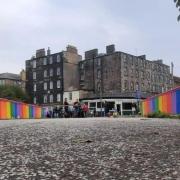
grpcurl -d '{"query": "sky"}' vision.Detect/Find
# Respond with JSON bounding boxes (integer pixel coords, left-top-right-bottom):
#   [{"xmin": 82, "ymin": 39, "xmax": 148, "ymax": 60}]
[{"xmin": 0, "ymin": 0, "xmax": 180, "ymax": 76}]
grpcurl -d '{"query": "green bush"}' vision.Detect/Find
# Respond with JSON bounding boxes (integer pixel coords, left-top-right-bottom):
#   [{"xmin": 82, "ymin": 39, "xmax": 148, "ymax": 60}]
[{"xmin": 147, "ymin": 112, "xmax": 171, "ymax": 118}]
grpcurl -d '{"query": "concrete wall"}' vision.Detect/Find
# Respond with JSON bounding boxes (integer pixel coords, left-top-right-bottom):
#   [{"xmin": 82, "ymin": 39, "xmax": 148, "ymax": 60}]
[{"xmin": 63, "ymin": 91, "xmax": 80, "ymax": 104}]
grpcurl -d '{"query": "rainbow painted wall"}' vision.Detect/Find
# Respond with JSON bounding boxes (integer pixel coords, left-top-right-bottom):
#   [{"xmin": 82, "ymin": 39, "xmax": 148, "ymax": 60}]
[
  {"xmin": 141, "ymin": 86, "xmax": 180, "ymax": 116},
  {"xmin": 0, "ymin": 98, "xmax": 47, "ymax": 120}
]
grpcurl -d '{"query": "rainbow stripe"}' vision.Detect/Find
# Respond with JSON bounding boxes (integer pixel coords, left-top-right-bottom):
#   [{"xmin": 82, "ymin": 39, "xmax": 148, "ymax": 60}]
[
  {"xmin": 141, "ymin": 86, "xmax": 180, "ymax": 116},
  {"xmin": 0, "ymin": 98, "xmax": 46, "ymax": 120}
]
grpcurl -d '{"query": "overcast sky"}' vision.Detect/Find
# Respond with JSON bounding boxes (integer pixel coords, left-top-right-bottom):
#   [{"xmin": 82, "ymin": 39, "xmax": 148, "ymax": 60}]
[{"xmin": 0, "ymin": 0, "xmax": 180, "ymax": 76}]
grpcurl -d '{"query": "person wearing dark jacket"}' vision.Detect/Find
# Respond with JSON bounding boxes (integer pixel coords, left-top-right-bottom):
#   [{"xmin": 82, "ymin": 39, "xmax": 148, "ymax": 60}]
[{"xmin": 64, "ymin": 98, "xmax": 69, "ymax": 118}]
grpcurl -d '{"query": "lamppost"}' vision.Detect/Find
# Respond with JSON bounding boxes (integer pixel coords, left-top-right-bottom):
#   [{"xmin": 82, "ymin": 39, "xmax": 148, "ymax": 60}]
[
  {"xmin": 171, "ymin": 62, "xmax": 174, "ymax": 88},
  {"xmin": 100, "ymin": 76, "xmax": 103, "ymax": 117},
  {"xmin": 136, "ymin": 82, "xmax": 141, "ymax": 114},
  {"xmin": 98, "ymin": 58, "xmax": 103, "ymax": 117}
]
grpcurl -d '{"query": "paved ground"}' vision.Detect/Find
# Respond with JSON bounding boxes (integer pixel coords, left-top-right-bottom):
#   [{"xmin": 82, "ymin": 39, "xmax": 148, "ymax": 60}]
[{"xmin": 0, "ymin": 118, "xmax": 179, "ymax": 180}]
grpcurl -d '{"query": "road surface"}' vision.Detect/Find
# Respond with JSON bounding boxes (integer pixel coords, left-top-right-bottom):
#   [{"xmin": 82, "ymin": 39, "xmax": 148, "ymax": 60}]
[{"xmin": 0, "ymin": 118, "xmax": 179, "ymax": 179}]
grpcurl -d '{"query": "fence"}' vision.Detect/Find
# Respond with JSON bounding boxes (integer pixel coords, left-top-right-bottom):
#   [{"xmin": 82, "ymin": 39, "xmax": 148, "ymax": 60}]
[
  {"xmin": 141, "ymin": 86, "xmax": 180, "ymax": 116},
  {"xmin": 0, "ymin": 98, "xmax": 47, "ymax": 120}
]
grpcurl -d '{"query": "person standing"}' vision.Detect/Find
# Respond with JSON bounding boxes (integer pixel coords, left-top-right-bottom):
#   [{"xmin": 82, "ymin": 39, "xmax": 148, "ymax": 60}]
[
  {"xmin": 132, "ymin": 103, "xmax": 136, "ymax": 116},
  {"xmin": 82, "ymin": 103, "xmax": 88, "ymax": 117},
  {"xmin": 74, "ymin": 99, "xmax": 80, "ymax": 117},
  {"xmin": 64, "ymin": 98, "xmax": 69, "ymax": 118},
  {"xmin": 104, "ymin": 101, "xmax": 109, "ymax": 117}
]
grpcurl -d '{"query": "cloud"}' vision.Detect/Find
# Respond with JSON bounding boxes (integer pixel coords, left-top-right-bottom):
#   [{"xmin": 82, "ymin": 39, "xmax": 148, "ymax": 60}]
[{"xmin": 0, "ymin": 0, "xmax": 179, "ymax": 76}]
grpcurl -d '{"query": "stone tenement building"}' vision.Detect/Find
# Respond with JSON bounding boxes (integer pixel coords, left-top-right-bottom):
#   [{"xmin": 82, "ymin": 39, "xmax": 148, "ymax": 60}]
[
  {"xmin": 79, "ymin": 45, "xmax": 173, "ymax": 99},
  {"xmin": 79, "ymin": 45, "xmax": 173, "ymax": 114},
  {"xmin": 26, "ymin": 45, "xmax": 81, "ymax": 105},
  {"xmin": 26, "ymin": 44, "xmax": 174, "ymax": 115},
  {"xmin": 0, "ymin": 70, "xmax": 26, "ymax": 91}
]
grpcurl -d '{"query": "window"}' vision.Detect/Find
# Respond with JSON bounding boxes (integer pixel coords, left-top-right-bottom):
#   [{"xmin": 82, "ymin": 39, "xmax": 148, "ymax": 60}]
[
  {"xmin": 136, "ymin": 82, "xmax": 139, "ymax": 91},
  {"xmin": 44, "ymin": 70, "xmax": 47, "ymax": 78},
  {"xmin": 80, "ymin": 63, "xmax": 84, "ymax": 69},
  {"xmin": 57, "ymin": 80, "xmax": 61, "ymax": 88},
  {"xmin": 49, "ymin": 94, "xmax": 53, "ymax": 103},
  {"xmin": 97, "ymin": 82, "xmax": 101, "ymax": 92},
  {"xmin": 57, "ymin": 54, "xmax": 61, "ymax": 62},
  {"xmin": 97, "ymin": 70, "xmax": 101, "ymax": 79},
  {"xmin": 131, "ymin": 58, "xmax": 134, "ymax": 66},
  {"xmin": 57, "ymin": 67, "xmax": 61, "ymax": 76},
  {"xmin": 43, "ymin": 95, "xmax": 48, "ymax": 103},
  {"xmin": 33, "ymin": 84, "xmax": 36, "ymax": 92},
  {"xmin": 50, "ymin": 69, "xmax": 53, "ymax": 77},
  {"xmin": 135, "ymin": 58, "xmax": 138, "ymax": 66},
  {"xmin": 90, "ymin": 102, "xmax": 96, "ymax": 108},
  {"xmin": 141, "ymin": 83, "xmax": 144, "ymax": 91},
  {"xmin": 80, "ymin": 72, "xmax": 85, "ymax": 81},
  {"xmin": 44, "ymin": 82, "xmax": 47, "ymax": 90},
  {"xmin": 147, "ymin": 83, "xmax": 151, "ymax": 92},
  {"xmin": 33, "ymin": 72, "xmax": 36, "ymax": 80},
  {"xmin": 69, "ymin": 92, "xmax": 72, "ymax": 100},
  {"xmin": 130, "ymin": 82, "xmax": 134, "ymax": 91},
  {"xmin": 123, "ymin": 54, "xmax": 127, "ymax": 63},
  {"xmin": 57, "ymin": 94, "xmax": 61, "ymax": 102},
  {"xmin": 97, "ymin": 102, "xmax": 104, "ymax": 108},
  {"xmin": 122, "ymin": 103, "xmax": 132, "ymax": 110},
  {"xmin": 130, "ymin": 68, "xmax": 133, "ymax": 76},
  {"xmin": 124, "ymin": 67, "xmax": 128, "ymax": 76},
  {"xmin": 141, "ymin": 71, "xmax": 145, "ymax": 79},
  {"xmin": 147, "ymin": 72, "xmax": 150, "ymax": 80},
  {"xmin": 104, "ymin": 69, "xmax": 108, "ymax": 79},
  {"xmin": 50, "ymin": 81, "xmax": 53, "ymax": 89},
  {"xmin": 33, "ymin": 97, "xmax": 37, "ymax": 104},
  {"xmin": 49, "ymin": 56, "xmax": 53, "ymax": 64},
  {"xmin": 43, "ymin": 57, "xmax": 47, "ymax": 65},
  {"xmin": 161, "ymin": 86, "xmax": 165, "ymax": 93},
  {"xmin": 124, "ymin": 80, "xmax": 128, "ymax": 90},
  {"xmin": 97, "ymin": 58, "xmax": 101, "ymax": 66},
  {"xmin": 33, "ymin": 60, "xmax": 36, "ymax": 68},
  {"xmin": 135, "ymin": 70, "xmax": 139, "ymax": 78}
]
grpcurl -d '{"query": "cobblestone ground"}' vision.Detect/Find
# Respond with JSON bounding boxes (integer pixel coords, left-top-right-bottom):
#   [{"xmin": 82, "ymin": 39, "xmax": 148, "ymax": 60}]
[{"xmin": 0, "ymin": 118, "xmax": 179, "ymax": 180}]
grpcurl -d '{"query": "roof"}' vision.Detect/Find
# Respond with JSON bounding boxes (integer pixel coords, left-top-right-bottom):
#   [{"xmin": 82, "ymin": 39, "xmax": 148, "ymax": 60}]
[
  {"xmin": 0, "ymin": 73, "xmax": 20, "ymax": 80},
  {"xmin": 173, "ymin": 76, "xmax": 180, "ymax": 83}
]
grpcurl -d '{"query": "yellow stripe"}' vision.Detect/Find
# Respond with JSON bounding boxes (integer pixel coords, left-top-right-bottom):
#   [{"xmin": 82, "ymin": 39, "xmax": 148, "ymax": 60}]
[
  {"xmin": 159, "ymin": 96, "xmax": 162, "ymax": 112},
  {"xmin": 6, "ymin": 101, "xmax": 11, "ymax": 119}
]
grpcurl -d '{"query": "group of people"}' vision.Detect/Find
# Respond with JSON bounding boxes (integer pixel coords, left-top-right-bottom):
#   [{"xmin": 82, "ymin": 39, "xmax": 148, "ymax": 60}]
[
  {"xmin": 64, "ymin": 98, "xmax": 88, "ymax": 118},
  {"xmin": 46, "ymin": 99, "xmax": 139, "ymax": 118},
  {"xmin": 46, "ymin": 98, "xmax": 89, "ymax": 118}
]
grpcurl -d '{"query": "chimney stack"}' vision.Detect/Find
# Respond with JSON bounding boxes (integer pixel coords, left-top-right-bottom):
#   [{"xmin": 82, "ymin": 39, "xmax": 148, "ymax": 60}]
[
  {"xmin": 85, "ymin": 49, "xmax": 98, "ymax": 59},
  {"xmin": 66, "ymin": 45, "xmax": 78, "ymax": 54},
  {"xmin": 47, "ymin": 47, "xmax": 51, "ymax": 55},
  {"xmin": 106, "ymin": 44, "xmax": 115, "ymax": 54},
  {"xmin": 36, "ymin": 49, "xmax": 46, "ymax": 58}
]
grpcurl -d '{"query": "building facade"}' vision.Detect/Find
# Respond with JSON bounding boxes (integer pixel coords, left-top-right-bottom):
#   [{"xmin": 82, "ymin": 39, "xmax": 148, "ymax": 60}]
[
  {"xmin": 79, "ymin": 45, "xmax": 173, "ymax": 115},
  {"xmin": 25, "ymin": 44, "xmax": 174, "ymax": 115},
  {"xmin": 0, "ymin": 71, "xmax": 26, "ymax": 91},
  {"xmin": 26, "ymin": 45, "xmax": 81, "ymax": 106}
]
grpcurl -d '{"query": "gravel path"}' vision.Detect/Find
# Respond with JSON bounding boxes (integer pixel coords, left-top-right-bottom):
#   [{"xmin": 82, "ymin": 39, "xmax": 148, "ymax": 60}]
[{"xmin": 0, "ymin": 118, "xmax": 179, "ymax": 180}]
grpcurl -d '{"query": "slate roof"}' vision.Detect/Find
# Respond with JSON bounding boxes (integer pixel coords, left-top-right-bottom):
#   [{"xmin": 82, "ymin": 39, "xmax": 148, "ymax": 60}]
[
  {"xmin": 174, "ymin": 76, "xmax": 180, "ymax": 83},
  {"xmin": 0, "ymin": 73, "xmax": 20, "ymax": 80}
]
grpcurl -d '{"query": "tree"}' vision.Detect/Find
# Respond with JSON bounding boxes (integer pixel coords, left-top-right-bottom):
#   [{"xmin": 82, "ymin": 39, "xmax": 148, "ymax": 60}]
[
  {"xmin": 174, "ymin": 0, "xmax": 180, "ymax": 21},
  {"xmin": 0, "ymin": 85, "xmax": 30, "ymax": 103}
]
